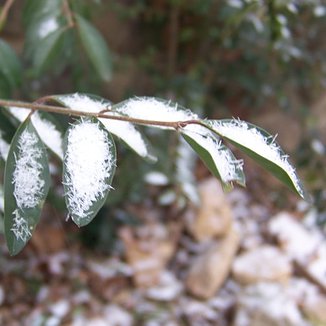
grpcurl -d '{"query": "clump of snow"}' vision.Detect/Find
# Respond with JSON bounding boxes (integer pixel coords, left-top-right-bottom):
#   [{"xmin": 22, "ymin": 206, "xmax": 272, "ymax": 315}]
[
  {"xmin": 268, "ymin": 212, "xmax": 321, "ymax": 260},
  {"xmin": 116, "ymin": 97, "xmax": 198, "ymax": 125},
  {"xmin": 9, "ymin": 107, "xmax": 63, "ymax": 159},
  {"xmin": 211, "ymin": 119, "xmax": 304, "ymax": 197},
  {"xmin": 145, "ymin": 171, "xmax": 169, "ymax": 186},
  {"xmin": 57, "ymin": 93, "xmax": 105, "ymax": 113},
  {"xmin": 57, "ymin": 94, "xmax": 151, "ymax": 159},
  {"xmin": 183, "ymin": 124, "xmax": 243, "ymax": 184},
  {"xmin": 64, "ymin": 120, "xmax": 115, "ymax": 220},
  {"xmin": 11, "ymin": 209, "xmax": 32, "ymax": 242},
  {"xmin": 234, "ymin": 282, "xmax": 308, "ymax": 326},
  {"xmin": 232, "ymin": 245, "xmax": 292, "ymax": 284},
  {"xmin": 0, "ymin": 133, "xmax": 9, "ymax": 161},
  {"xmin": 146, "ymin": 271, "xmax": 183, "ymax": 301},
  {"xmin": 38, "ymin": 17, "xmax": 59, "ymax": 38},
  {"xmin": 13, "ymin": 129, "xmax": 45, "ymax": 208}
]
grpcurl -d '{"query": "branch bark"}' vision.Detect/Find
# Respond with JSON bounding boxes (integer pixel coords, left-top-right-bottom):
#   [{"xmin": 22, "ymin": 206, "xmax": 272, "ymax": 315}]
[{"xmin": 0, "ymin": 98, "xmax": 206, "ymax": 130}]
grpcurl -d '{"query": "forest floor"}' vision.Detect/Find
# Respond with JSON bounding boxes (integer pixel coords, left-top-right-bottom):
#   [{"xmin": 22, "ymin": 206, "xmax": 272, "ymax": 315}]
[{"xmin": 0, "ymin": 173, "xmax": 325, "ymax": 326}]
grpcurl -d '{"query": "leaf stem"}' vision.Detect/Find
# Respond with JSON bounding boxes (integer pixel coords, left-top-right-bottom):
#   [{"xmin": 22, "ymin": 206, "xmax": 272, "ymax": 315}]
[
  {"xmin": 0, "ymin": 0, "xmax": 15, "ymax": 30},
  {"xmin": 0, "ymin": 98, "xmax": 207, "ymax": 130}
]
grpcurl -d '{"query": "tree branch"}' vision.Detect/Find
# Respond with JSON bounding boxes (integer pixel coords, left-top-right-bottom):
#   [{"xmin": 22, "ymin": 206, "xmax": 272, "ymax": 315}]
[
  {"xmin": 0, "ymin": 0, "xmax": 15, "ymax": 30},
  {"xmin": 0, "ymin": 98, "xmax": 206, "ymax": 130}
]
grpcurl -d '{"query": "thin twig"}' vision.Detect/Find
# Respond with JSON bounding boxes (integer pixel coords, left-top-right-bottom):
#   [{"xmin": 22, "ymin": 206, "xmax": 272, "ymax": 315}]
[
  {"xmin": 0, "ymin": 98, "xmax": 207, "ymax": 130},
  {"xmin": 62, "ymin": 0, "xmax": 74, "ymax": 28},
  {"xmin": 0, "ymin": 0, "xmax": 15, "ymax": 30}
]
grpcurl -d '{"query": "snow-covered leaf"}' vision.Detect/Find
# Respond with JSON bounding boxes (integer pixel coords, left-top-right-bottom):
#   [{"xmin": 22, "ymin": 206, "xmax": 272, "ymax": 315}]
[
  {"xmin": 112, "ymin": 97, "xmax": 198, "ymax": 129},
  {"xmin": 63, "ymin": 118, "xmax": 116, "ymax": 227},
  {"xmin": 75, "ymin": 14, "xmax": 112, "ymax": 81},
  {"xmin": 4, "ymin": 118, "xmax": 50, "ymax": 255},
  {"xmin": 8, "ymin": 107, "xmax": 64, "ymax": 159},
  {"xmin": 182, "ymin": 124, "xmax": 245, "ymax": 191},
  {"xmin": 207, "ymin": 119, "xmax": 310, "ymax": 201},
  {"xmin": 50, "ymin": 93, "xmax": 156, "ymax": 161}
]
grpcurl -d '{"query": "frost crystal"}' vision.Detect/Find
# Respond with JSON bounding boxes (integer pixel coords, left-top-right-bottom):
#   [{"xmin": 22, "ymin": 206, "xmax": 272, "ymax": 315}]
[
  {"xmin": 183, "ymin": 124, "xmax": 243, "ymax": 184},
  {"xmin": 57, "ymin": 94, "xmax": 150, "ymax": 158},
  {"xmin": 211, "ymin": 119, "xmax": 303, "ymax": 196},
  {"xmin": 117, "ymin": 97, "xmax": 198, "ymax": 125},
  {"xmin": 13, "ymin": 129, "xmax": 45, "ymax": 208},
  {"xmin": 11, "ymin": 209, "xmax": 32, "ymax": 242},
  {"xmin": 64, "ymin": 121, "xmax": 114, "ymax": 220},
  {"xmin": 9, "ymin": 107, "xmax": 63, "ymax": 159}
]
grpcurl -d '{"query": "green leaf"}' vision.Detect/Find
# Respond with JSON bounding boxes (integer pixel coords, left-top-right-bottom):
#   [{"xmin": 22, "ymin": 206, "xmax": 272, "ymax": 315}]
[
  {"xmin": 50, "ymin": 93, "xmax": 156, "ymax": 161},
  {"xmin": 7, "ymin": 107, "xmax": 64, "ymax": 159},
  {"xmin": 207, "ymin": 119, "xmax": 310, "ymax": 201},
  {"xmin": 63, "ymin": 118, "xmax": 116, "ymax": 227},
  {"xmin": 33, "ymin": 27, "xmax": 66, "ymax": 75},
  {"xmin": 23, "ymin": 0, "xmax": 62, "ymax": 27},
  {"xmin": 75, "ymin": 14, "xmax": 112, "ymax": 81},
  {"xmin": 0, "ymin": 39, "xmax": 22, "ymax": 89},
  {"xmin": 181, "ymin": 124, "xmax": 245, "ymax": 191},
  {"xmin": 4, "ymin": 118, "xmax": 50, "ymax": 255}
]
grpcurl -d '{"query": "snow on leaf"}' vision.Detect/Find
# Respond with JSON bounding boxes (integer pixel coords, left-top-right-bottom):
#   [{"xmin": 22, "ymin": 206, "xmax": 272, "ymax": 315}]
[
  {"xmin": 208, "ymin": 119, "xmax": 309, "ymax": 200},
  {"xmin": 9, "ymin": 107, "xmax": 63, "ymax": 159},
  {"xmin": 113, "ymin": 97, "xmax": 198, "ymax": 127},
  {"xmin": 38, "ymin": 17, "xmax": 59, "ymax": 38},
  {"xmin": 182, "ymin": 124, "xmax": 245, "ymax": 189},
  {"xmin": 10, "ymin": 209, "xmax": 32, "ymax": 242},
  {"xmin": 13, "ymin": 128, "xmax": 45, "ymax": 208},
  {"xmin": 54, "ymin": 93, "xmax": 156, "ymax": 161},
  {"xmin": 4, "ymin": 119, "xmax": 50, "ymax": 255},
  {"xmin": 63, "ymin": 119, "xmax": 116, "ymax": 226}
]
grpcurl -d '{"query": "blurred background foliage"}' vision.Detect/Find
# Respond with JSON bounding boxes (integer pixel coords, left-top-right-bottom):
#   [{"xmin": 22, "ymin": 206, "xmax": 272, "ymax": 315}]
[{"xmin": 0, "ymin": 0, "xmax": 325, "ymax": 246}]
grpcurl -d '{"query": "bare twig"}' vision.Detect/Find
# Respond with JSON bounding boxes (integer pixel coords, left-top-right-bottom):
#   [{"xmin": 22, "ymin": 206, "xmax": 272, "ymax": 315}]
[
  {"xmin": 62, "ymin": 0, "xmax": 74, "ymax": 28},
  {"xmin": 0, "ymin": 98, "xmax": 207, "ymax": 130},
  {"xmin": 0, "ymin": 0, "xmax": 15, "ymax": 30}
]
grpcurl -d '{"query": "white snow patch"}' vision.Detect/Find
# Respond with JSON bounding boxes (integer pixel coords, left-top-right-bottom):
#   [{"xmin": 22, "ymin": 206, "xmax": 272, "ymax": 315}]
[
  {"xmin": 235, "ymin": 282, "xmax": 308, "ymax": 326},
  {"xmin": 0, "ymin": 133, "xmax": 9, "ymax": 161},
  {"xmin": 11, "ymin": 209, "xmax": 32, "ymax": 242},
  {"xmin": 49, "ymin": 299, "xmax": 70, "ymax": 319},
  {"xmin": 145, "ymin": 171, "xmax": 169, "ymax": 186},
  {"xmin": 146, "ymin": 271, "xmax": 183, "ymax": 301},
  {"xmin": 64, "ymin": 120, "xmax": 114, "ymax": 220},
  {"xmin": 268, "ymin": 212, "xmax": 321, "ymax": 260},
  {"xmin": 183, "ymin": 124, "xmax": 243, "ymax": 184},
  {"xmin": 13, "ymin": 129, "xmax": 45, "ymax": 209},
  {"xmin": 56, "ymin": 93, "xmax": 105, "ymax": 113},
  {"xmin": 57, "ymin": 94, "xmax": 151, "ymax": 159},
  {"xmin": 211, "ymin": 119, "xmax": 303, "ymax": 196},
  {"xmin": 116, "ymin": 97, "xmax": 198, "ymax": 126},
  {"xmin": 9, "ymin": 107, "xmax": 63, "ymax": 159},
  {"xmin": 101, "ymin": 118, "xmax": 150, "ymax": 159},
  {"xmin": 38, "ymin": 17, "xmax": 59, "ymax": 38}
]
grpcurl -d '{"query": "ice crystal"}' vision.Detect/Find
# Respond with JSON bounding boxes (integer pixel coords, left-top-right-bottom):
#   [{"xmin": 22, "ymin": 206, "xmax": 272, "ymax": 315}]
[
  {"xmin": 13, "ymin": 129, "xmax": 45, "ymax": 208},
  {"xmin": 117, "ymin": 97, "xmax": 198, "ymax": 125},
  {"xmin": 211, "ymin": 119, "xmax": 303, "ymax": 196},
  {"xmin": 183, "ymin": 124, "xmax": 243, "ymax": 184},
  {"xmin": 57, "ymin": 94, "xmax": 150, "ymax": 158},
  {"xmin": 64, "ymin": 121, "xmax": 114, "ymax": 220},
  {"xmin": 11, "ymin": 209, "xmax": 32, "ymax": 242}
]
